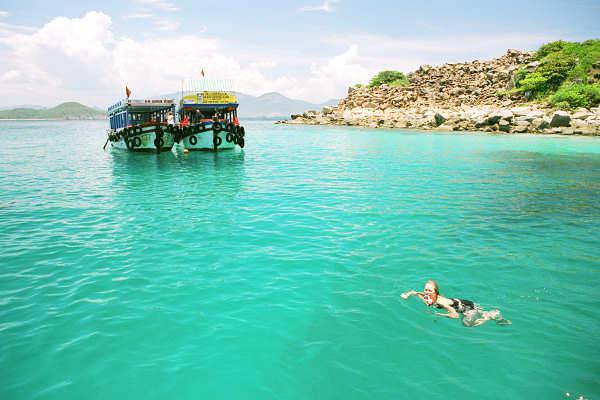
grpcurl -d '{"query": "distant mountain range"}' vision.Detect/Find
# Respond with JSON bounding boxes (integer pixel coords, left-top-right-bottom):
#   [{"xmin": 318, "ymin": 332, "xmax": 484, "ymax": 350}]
[
  {"xmin": 0, "ymin": 92, "xmax": 339, "ymax": 120},
  {"xmin": 0, "ymin": 102, "xmax": 105, "ymax": 120},
  {"xmin": 235, "ymin": 92, "xmax": 338, "ymax": 118},
  {"xmin": 157, "ymin": 91, "xmax": 338, "ymax": 118}
]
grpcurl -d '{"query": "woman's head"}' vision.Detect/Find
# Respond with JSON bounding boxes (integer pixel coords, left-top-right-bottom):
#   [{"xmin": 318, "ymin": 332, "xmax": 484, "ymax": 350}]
[{"xmin": 423, "ymin": 280, "xmax": 439, "ymax": 306}]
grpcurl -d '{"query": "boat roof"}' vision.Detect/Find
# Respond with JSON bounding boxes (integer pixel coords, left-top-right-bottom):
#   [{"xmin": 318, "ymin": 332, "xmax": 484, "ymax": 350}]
[
  {"xmin": 180, "ymin": 79, "xmax": 239, "ymax": 108},
  {"xmin": 108, "ymin": 99, "xmax": 176, "ymax": 113},
  {"xmin": 182, "ymin": 78, "xmax": 236, "ymax": 92}
]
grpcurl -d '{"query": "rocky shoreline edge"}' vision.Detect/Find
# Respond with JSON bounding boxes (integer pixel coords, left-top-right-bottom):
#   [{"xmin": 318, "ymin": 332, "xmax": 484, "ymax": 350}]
[
  {"xmin": 280, "ymin": 50, "xmax": 600, "ymax": 136},
  {"xmin": 281, "ymin": 105, "xmax": 600, "ymax": 136}
]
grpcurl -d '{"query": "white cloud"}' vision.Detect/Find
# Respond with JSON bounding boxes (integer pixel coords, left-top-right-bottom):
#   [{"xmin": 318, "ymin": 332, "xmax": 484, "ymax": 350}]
[
  {"xmin": 323, "ymin": 32, "xmax": 566, "ymax": 78},
  {"xmin": 0, "ymin": 11, "xmax": 355, "ymax": 105},
  {"xmin": 154, "ymin": 18, "xmax": 180, "ymax": 31},
  {"xmin": 0, "ymin": 12, "xmax": 115, "ymax": 103},
  {"xmin": 249, "ymin": 61, "xmax": 277, "ymax": 69},
  {"xmin": 299, "ymin": 0, "xmax": 338, "ymax": 13},
  {"xmin": 277, "ymin": 45, "xmax": 372, "ymax": 101},
  {"xmin": 0, "ymin": 11, "xmax": 570, "ymax": 107},
  {"xmin": 122, "ymin": 13, "xmax": 154, "ymax": 20},
  {"xmin": 0, "ymin": 11, "xmax": 10, "ymax": 17},
  {"xmin": 0, "ymin": 21, "xmax": 36, "ymax": 36},
  {"xmin": 122, "ymin": 12, "xmax": 183, "ymax": 31},
  {"xmin": 134, "ymin": 0, "xmax": 178, "ymax": 12}
]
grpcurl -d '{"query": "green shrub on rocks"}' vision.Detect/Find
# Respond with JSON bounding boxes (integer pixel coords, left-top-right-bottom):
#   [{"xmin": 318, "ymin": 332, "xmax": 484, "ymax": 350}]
[
  {"xmin": 368, "ymin": 71, "xmax": 409, "ymax": 88},
  {"xmin": 513, "ymin": 39, "xmax": 600, "ymax": 108},
  {"xmin": 550, "ymin": 83, "xmax": 600, "ymax": 109},
  {"xmin": 534, "ymin": 40, "xmax": 568, "ymax": 60}
]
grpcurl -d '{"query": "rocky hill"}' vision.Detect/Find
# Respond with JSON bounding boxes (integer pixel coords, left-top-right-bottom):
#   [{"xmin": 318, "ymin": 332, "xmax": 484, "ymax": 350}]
[
  {"xmin": 285, "ymin": 49, "xmax": 600, "ymax": 135},
  {"xmin": 0, "ymin": 102, "xmax": 106, "ymax": 120},
  {"xmin": 342, "ymin": 50, "xmax": 531, "ymax": 110}
]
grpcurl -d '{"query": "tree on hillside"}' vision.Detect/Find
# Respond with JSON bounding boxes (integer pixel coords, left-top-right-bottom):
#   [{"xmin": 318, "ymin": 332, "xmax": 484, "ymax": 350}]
[{"xmin": 368, "ymin": 71, "xmax": 409, "ymax": 88}]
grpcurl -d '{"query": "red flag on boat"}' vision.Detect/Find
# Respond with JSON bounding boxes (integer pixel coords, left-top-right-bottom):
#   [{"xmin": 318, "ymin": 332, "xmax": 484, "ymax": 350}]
[
  {"xmin": 201, "ymin": 68, "xmax": 205, "ymax": 78},
  {"xmin": 125, "ymin": 85, "xmax": 131, "ymax": 98}
]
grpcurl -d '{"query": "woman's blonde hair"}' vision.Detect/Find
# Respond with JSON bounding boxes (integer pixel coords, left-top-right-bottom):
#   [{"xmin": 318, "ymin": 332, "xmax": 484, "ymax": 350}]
[{"xmin": 426, "ymin": 280, "xmax": 439, "ymax": 295}]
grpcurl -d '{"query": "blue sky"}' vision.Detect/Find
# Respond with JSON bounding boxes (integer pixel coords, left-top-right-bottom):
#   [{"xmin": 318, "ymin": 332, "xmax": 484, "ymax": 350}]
[{"xmin": 0, "ymin": 0, "xmax": 598, "ymax": 107}]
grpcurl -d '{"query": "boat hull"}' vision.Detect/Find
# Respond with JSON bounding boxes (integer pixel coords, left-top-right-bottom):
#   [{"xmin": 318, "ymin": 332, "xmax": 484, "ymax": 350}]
[
  {"xmin": 181, "ymin": 130, "xmax": 236, "ymax": 151},
  {"xmin": 109, "ymin": 126, "xmax": 175, "ymax": 152}
]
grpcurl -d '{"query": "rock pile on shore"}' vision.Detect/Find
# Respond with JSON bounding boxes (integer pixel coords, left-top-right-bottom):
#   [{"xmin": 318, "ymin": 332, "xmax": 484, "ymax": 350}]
[{"xmin": 283, "ymin": 50, "xmax": 600, "ymax": 135}]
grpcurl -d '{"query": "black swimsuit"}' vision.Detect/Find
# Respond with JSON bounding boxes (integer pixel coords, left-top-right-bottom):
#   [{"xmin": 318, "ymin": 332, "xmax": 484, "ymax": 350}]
[{"xmin": 437, "ymin": 298, "xmax": 475, "ymax": 313}]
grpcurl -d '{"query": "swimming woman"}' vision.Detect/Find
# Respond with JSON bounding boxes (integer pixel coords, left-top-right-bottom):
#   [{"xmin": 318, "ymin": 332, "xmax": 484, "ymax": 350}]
[{"xmin": 401, "ymin": 280, "xmax": 510, "ymax": 327}]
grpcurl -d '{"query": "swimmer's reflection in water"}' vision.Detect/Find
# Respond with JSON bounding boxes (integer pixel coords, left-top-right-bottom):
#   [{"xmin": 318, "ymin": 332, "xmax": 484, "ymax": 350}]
[{"xmin": 401, "ymin": 280, "xmax": 511, "ymax": 327}]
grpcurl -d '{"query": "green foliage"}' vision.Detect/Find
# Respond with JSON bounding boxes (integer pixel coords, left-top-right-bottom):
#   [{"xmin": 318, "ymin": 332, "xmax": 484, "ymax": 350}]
[
  {"xmin": 534, "ymin": 40, "xmax": 568, "ymax": 60},
  {"xmin": 368, "ymin": 70, "xmax": 408, "ymax": 88},
  {"xmin": 513, "ymin": 39, "xmax": 600, "ymax": 106},
  {"xmin": 517, "ymin": 72, "xmax": 550, "ymax": 94},
  {"xmin": 550, "ymin": 83, "xmax": 600, "ymax": 109},
  {"xmin": 389, "ymin": 79, "xmax": 409, "ymax": 87},
  {"xmin": 553, "ymin": 101, "xmax": 571, "ymax": 110}
]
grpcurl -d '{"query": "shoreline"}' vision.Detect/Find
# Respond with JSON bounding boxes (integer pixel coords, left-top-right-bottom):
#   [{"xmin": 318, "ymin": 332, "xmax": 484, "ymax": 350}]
[
  {"xmin": 280, "ymin": 105, "xmax": 600, "ymax": 136},
  {"xmin": 281, "ymin": 119, "xmax": 600, "ymax": 139},
  {"xmin": 281, "ymin": 49, "xmax": 600, "ymax": 136}
]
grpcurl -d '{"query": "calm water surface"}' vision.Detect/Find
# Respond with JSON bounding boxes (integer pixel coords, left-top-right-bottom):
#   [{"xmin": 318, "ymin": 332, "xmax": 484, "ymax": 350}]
[{"xmin": 1, "ymin": 120, "xmax": 599, "ymax": 399}]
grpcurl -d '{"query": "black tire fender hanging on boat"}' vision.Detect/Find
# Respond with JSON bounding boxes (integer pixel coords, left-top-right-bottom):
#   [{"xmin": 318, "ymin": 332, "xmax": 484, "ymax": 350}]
[
  {"xmin": 189, "ymin": 135, "xmax": 197, "ymax": 145},
  {"xmin": 213, "ymin": 135, "xmax": 222, "ymax": 147},
  {"xmin": 154, "ymin": 138, "xmax": 164, "ymax": 148},
  {"xmin": 212, "ymin": 122, "xmax": 222, "ymax": 133},
  {"xmin": 133, "ymin": 137, "xmax": 142, "ymax": 147},
  {"xmin": 226, "ymin": 122, "xmax": 234, "ymax": 133},
  {"xmin": 238, "ymin": 137, "xmax": 245, "ymax": 148},
  {"xmin": 239, "ymin": 126, "xmax": 245, "ymax": 137},
  {"xmin": 226, "ymin": 132, "xmax": 234, "ymax": 143}
]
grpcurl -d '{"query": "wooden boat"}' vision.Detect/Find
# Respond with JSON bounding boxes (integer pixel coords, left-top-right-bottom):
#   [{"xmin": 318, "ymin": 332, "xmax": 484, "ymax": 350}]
[
  {"xmin": 173, "ymin": 79, "xmax": 245, "ymax": 151},
  {"xmin": 106, "ymin": 98, "xmax": 176, "ymax": 153}
]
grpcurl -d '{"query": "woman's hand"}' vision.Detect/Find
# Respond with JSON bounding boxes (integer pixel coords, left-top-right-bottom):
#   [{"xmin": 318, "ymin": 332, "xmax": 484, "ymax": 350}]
[{"xmin": 401, "ymin": 291, "xmax": 415, "ymax": 299}]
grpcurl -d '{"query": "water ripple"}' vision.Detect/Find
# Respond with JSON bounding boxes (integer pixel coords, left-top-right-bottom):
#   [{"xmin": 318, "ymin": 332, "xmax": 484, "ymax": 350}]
[{"xmin": 0, "ymin": 121, "xmax": 599, "ymax": 399}]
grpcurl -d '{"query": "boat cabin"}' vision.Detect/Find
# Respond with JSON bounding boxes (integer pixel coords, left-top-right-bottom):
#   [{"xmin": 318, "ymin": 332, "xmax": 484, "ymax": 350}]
[
  {"xmin": 178, "ymin": 78, "xmax": 239, "ymax": 125},
  {"xmin": 108, "ymin": 99, "xmax": 176, "ymax": 130}
]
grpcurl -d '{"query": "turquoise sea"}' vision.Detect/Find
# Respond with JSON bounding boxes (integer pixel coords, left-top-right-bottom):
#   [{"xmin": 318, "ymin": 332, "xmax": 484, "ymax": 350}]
[{"xmin": 1, "ymin": 120, "xmax": 599, "ymax": 399}]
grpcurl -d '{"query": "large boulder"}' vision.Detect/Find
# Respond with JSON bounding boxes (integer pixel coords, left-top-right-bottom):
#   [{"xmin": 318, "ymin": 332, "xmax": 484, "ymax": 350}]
[
  {"xmin": 498, "ymin": 119, "xmax": 511, "ymax": 132},
  {"xmin": 510, "ymin": 106, "xmax": 530, "ymax": 117},
  {"xmin": 525, "ymin": 61, "xmax": 541, "ymax": 72},
  {"xmin": 513, "ymin": 121, "xmax": 531, "ymax": 133},
  {"xmin": 486, "ymin": 110, "xmax": 513, "ymax": 124},
  {"xmin": 525, "ymin": 110, "xmax": 545, "ymax": 120},
  {"xmin": 532, "ymin": 118, "xmax": 550, "ymax": 130},
  {"xmin": 550, "ymin": 111, "xmax": 571, "ymax": 127},
  {"xmin": 434, "ymin": 112, "xmax": 447, "ymax": 126},
  {"xmin": 572, "ymin": 109, "xmax": 593, "ymax": 120}
]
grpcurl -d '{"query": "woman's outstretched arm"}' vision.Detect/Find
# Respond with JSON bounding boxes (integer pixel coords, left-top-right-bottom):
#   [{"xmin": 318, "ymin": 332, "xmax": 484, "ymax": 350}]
[{"xmin": 401, "ymin": 291, "xmax": 428, "ymax": 304}]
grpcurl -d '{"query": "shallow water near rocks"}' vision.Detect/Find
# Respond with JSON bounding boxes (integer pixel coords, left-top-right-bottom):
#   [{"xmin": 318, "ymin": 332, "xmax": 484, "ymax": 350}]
[{"xmin": 1, "ymin": 120, "xmax": 599, "ymax": 399}]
